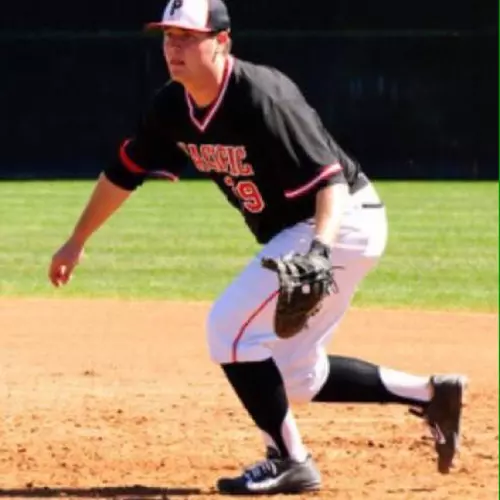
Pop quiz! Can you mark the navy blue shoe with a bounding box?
[217,448,321,495]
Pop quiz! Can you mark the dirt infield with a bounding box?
[0,299,497,500]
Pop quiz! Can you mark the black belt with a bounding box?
[361,202,384,208]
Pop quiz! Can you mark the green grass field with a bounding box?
[0,180,497,312]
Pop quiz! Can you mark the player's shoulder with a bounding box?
[233,57,306,106]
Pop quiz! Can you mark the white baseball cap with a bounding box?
[146,0,231,33]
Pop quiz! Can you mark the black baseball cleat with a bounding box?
[216,447,321,495]
[411,374,467,474]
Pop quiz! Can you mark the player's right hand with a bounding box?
[49,239,85,287]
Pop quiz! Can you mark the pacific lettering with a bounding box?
[177,142,254,177]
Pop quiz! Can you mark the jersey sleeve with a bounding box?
[104,89,188,191]
[264,97,347,199]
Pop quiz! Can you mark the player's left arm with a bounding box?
[265,96,350,250]
[314,182,349,248]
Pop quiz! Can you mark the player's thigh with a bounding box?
[206,221,315,364]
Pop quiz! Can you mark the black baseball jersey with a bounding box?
[104,56,366,244]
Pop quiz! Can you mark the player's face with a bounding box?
[162,28,219,83]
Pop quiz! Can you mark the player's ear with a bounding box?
[216,30,231,54]
[216,31,229,44]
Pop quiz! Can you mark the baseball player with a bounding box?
[48,0,467,495]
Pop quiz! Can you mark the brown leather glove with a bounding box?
[261,239,340,339]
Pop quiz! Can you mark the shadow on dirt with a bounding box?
[0,485,208,499]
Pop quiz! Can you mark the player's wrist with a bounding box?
[68,231,88,248]
[309,238,332,260]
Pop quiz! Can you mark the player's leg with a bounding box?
[272,251,442,407]
[314,355,433,405]
[269,180,389,405]
[271,186,466,473]
[207,221,323,495]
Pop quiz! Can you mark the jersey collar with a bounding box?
[184,56,234,133]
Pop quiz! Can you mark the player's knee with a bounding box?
[280,359,329,404]
[284,381,318,404]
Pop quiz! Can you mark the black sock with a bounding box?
[221,359,290,457]
[313,355,424,406]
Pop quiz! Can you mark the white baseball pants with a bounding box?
[207,182,388,403]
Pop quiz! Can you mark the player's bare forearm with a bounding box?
[313,183,349,247]
[69,173,133,246]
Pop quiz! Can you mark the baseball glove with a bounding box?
[261,239,340,339]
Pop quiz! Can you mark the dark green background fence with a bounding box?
[1,0,497,180]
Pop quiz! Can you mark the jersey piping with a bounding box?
[184,56,234,133]
[284,163,343,199]
[120,139,179,181]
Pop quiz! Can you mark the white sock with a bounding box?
[279,410,308,462]
[379,366,432,402]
